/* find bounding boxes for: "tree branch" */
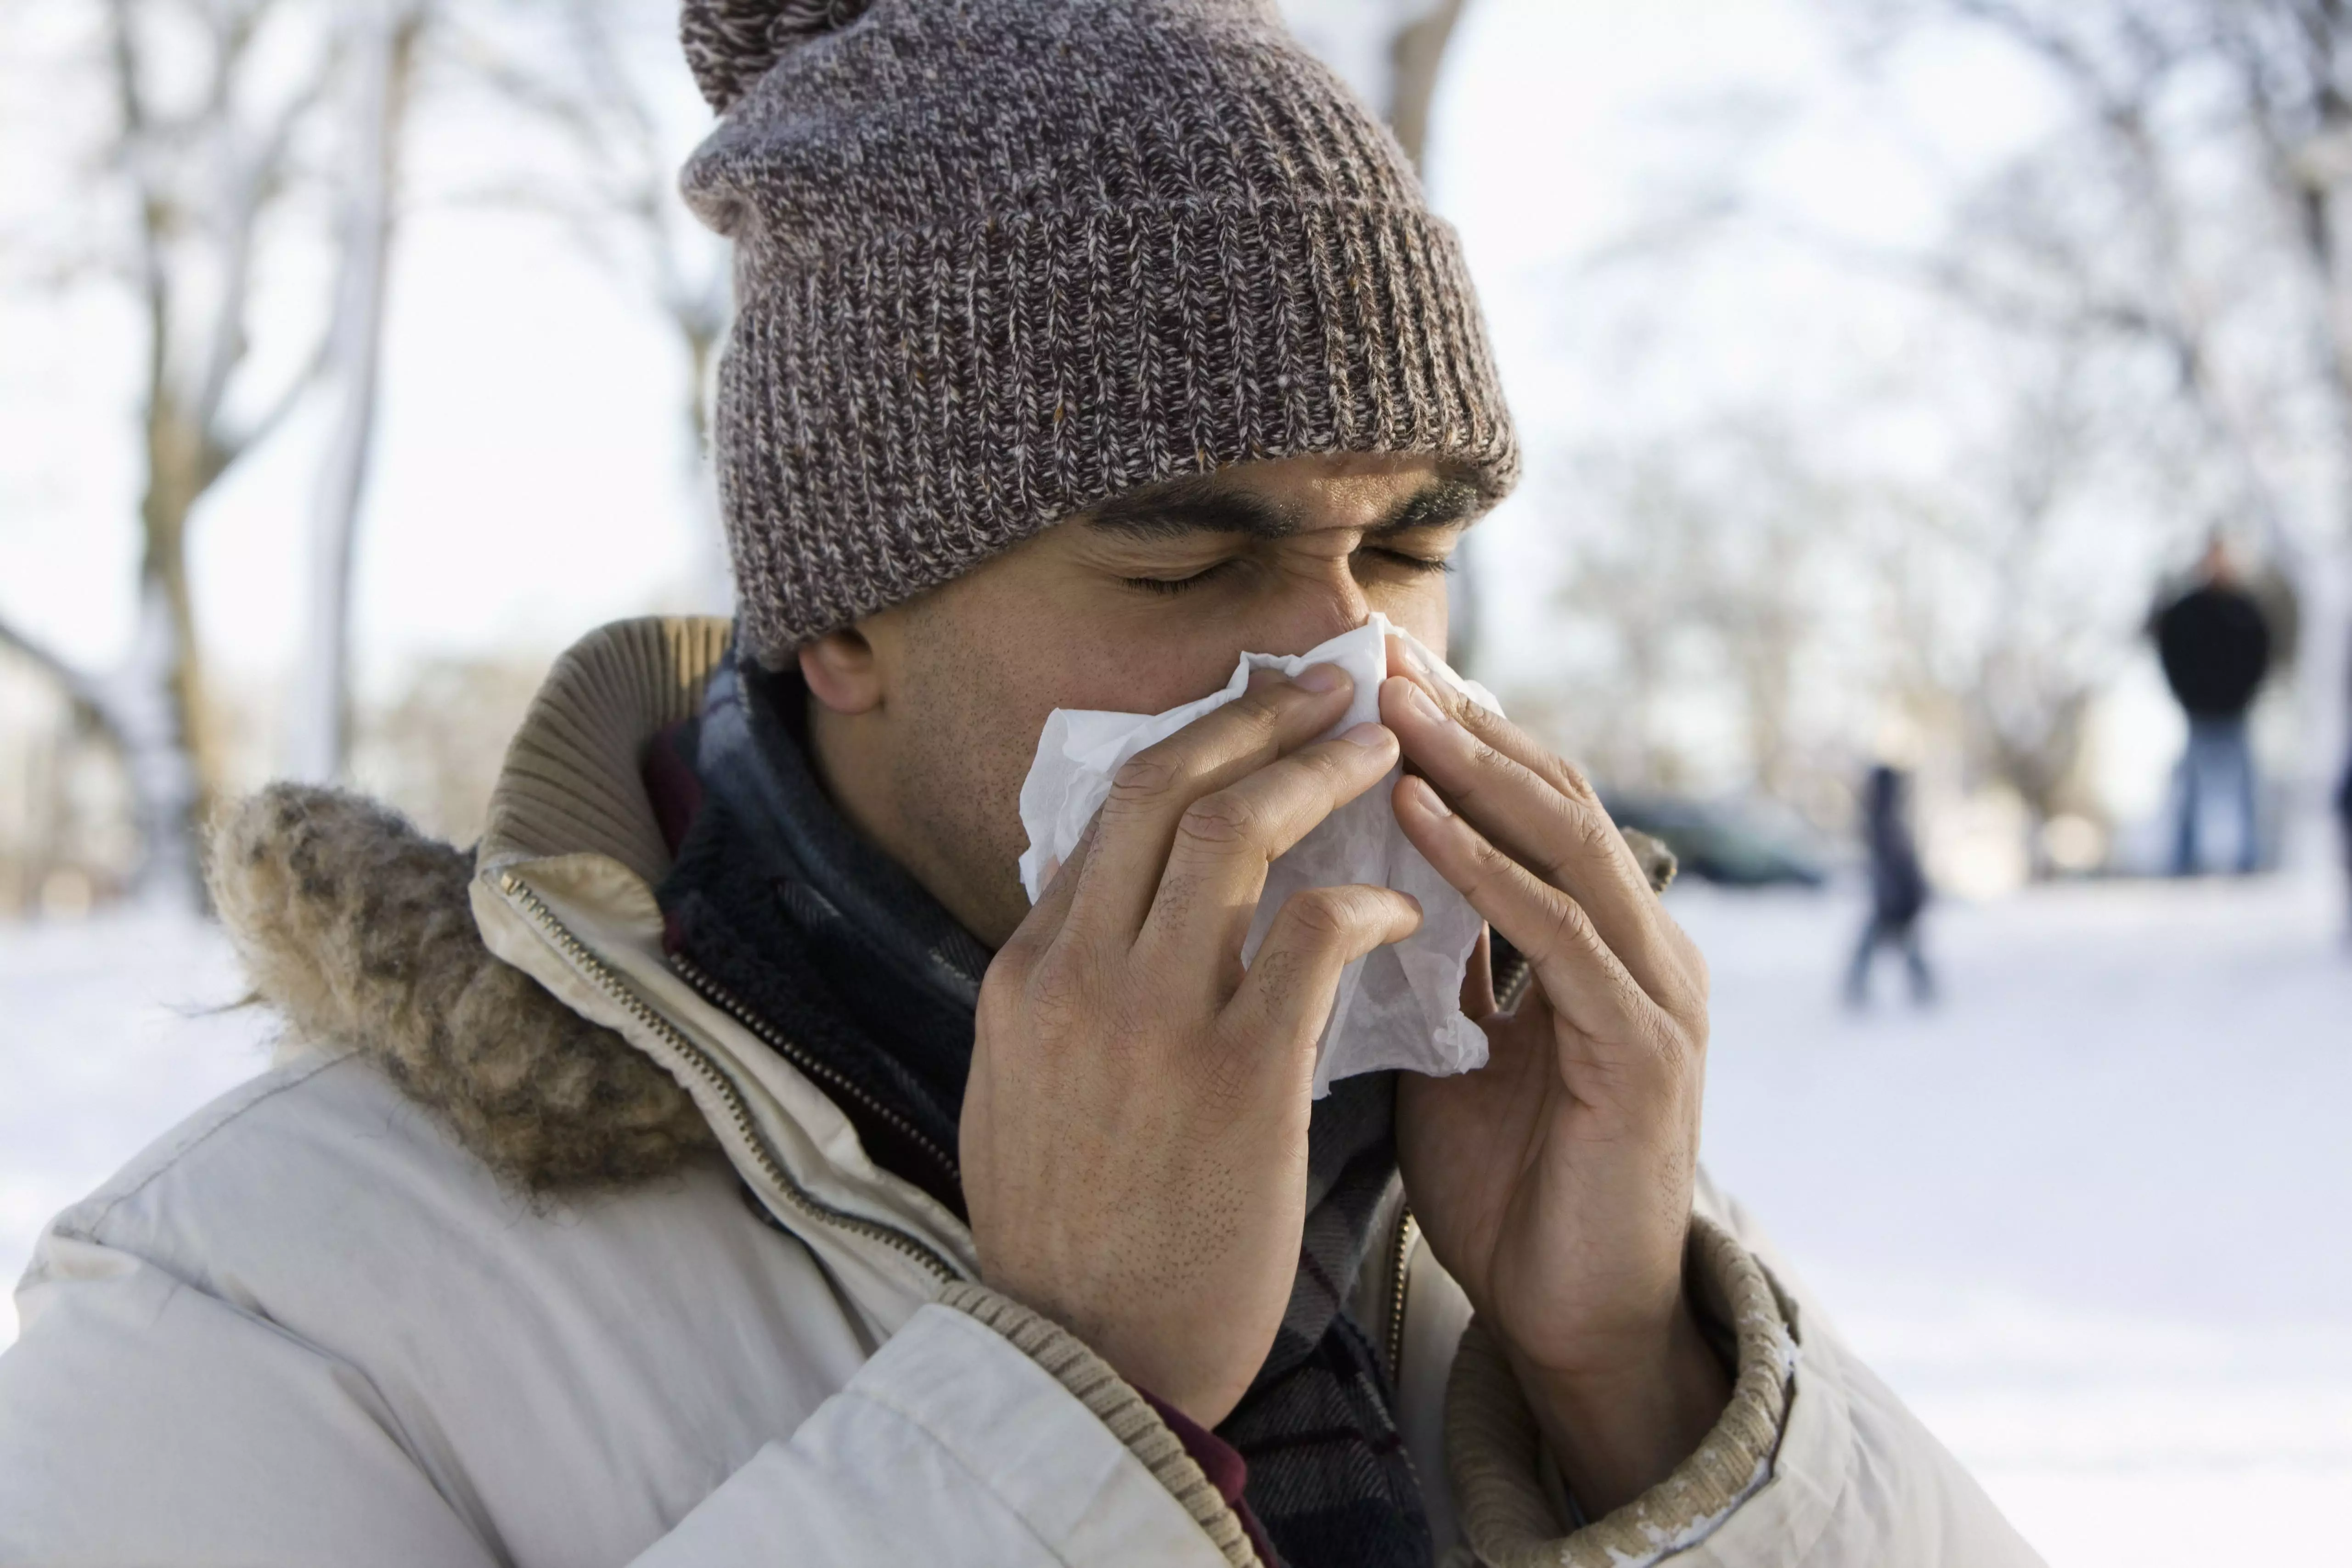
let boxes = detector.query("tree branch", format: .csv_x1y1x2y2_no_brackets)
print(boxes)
0,611,123,743
193,59,339,443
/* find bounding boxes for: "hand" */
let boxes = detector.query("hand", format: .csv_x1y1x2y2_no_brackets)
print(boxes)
962,667,1420,1427
1380,644,1728,1517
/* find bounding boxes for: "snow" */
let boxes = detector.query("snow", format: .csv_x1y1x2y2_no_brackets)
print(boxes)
1682,872,2352,1564
0,910,274,1334
4,871,2349,1563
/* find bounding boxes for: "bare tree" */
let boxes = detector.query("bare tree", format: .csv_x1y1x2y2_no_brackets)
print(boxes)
1844,0,2352,843
457,0,734,612
1869,354,2134,852
286,0,430,784
1536,419,1856,804
0,0,343,906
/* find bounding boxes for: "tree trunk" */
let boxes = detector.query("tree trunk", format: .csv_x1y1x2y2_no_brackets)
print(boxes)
122,364,213,909
288,0,423,784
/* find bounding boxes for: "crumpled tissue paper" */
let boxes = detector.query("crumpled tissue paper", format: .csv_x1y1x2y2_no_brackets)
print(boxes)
1016,613,1502,1096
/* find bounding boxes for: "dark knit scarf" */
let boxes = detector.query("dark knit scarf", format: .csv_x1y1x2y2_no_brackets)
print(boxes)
651,650,1433,1568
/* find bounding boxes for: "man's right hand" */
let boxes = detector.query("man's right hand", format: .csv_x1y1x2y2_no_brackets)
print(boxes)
961,665,1419,1427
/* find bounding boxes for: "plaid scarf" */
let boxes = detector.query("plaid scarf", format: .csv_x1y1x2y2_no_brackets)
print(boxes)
652,650,1433,1568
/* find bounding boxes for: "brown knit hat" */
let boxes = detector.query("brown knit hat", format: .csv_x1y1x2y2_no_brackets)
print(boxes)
679,0,1519,663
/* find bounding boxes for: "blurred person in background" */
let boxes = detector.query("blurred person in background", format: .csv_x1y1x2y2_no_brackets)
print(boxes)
2153,537,2274,876
2338,652,2352,936
1845,764,1935,1009
0,3,2039,1566
2338,752,2352,938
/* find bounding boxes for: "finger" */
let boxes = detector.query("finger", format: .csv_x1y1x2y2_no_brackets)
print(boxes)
1381,676,1678,1002
1227,884,1423,1064
1387,637,1664,903
1067,665,1356,941
1391,774,1660,1044
1000,817,1101,965
1141,722,1401,987
1385,635,1608,809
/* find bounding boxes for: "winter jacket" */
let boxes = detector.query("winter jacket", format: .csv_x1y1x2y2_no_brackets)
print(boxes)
0,618,2042,1567
1862,770,1929,927
2155,584,2273,718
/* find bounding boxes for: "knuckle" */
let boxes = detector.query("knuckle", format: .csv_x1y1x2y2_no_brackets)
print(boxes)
1022,947,1092,1029
1108,749,1185,805
1231,686,1292,727
1178,790,1261,849
1573,805,1622,862
1543,895,1593,957
1283,886,1354,940
1468,832,1517,881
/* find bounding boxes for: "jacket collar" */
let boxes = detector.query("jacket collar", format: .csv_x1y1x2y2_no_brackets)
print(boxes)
469,617,978,1324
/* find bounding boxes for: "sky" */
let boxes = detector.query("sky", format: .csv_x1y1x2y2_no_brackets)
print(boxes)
0,0,2192,821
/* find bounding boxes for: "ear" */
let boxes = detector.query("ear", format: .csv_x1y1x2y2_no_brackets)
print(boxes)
799,628,883,715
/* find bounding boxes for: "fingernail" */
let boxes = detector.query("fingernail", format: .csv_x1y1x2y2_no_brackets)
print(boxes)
1341,722,1391,748
1411,777,1452,817
1295,663,1349,695
1404,682,1447,725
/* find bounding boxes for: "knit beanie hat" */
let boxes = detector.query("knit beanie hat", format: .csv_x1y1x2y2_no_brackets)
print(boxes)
679,0,1519,663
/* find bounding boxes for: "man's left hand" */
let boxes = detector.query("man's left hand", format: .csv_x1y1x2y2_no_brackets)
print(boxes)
1380,642,1730,1520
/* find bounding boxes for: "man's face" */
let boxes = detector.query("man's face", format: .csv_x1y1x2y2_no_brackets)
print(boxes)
802,452,1481,946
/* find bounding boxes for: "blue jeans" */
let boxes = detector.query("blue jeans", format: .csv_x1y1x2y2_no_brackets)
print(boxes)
2172,715,2259,875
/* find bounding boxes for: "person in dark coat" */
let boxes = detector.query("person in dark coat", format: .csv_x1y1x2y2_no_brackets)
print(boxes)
2154,540,2273,875
2337,755,2352,938
1846,764,1934,1007
2337,698,2352,938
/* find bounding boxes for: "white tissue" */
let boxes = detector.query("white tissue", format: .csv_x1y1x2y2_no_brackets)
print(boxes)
1016,613,1502,1096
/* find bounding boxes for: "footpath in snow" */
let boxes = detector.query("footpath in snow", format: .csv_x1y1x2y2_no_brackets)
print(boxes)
3,871,2347,1565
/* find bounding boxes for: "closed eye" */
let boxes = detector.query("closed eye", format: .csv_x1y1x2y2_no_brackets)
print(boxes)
1120,558,1246,596
1359,547,1454,576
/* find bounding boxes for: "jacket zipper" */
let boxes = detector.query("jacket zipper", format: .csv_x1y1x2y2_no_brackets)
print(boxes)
666,947,962,1191
1384,1206,1419,1385
495,871,962,1287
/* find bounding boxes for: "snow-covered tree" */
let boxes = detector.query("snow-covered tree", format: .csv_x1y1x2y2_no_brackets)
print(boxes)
0,0,349,906
285,0,430,785
1842,0,2352,846
456,0,734,614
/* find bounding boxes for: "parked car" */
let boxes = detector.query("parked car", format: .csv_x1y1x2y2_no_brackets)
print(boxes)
1603,792,1830,888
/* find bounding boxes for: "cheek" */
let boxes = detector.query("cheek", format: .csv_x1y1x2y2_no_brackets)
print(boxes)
969,581,1250,717
1368,576,1451,659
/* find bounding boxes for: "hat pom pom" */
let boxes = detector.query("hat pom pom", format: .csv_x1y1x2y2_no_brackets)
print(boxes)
681,0,874,113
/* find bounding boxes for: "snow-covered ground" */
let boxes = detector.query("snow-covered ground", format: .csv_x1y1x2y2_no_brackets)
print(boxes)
1683,872,2352,1565
4,873,2347,1563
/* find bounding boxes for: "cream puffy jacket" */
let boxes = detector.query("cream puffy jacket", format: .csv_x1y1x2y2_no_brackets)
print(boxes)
0,620,2040,1568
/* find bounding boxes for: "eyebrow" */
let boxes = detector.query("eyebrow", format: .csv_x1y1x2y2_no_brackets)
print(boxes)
1085,474,1484,541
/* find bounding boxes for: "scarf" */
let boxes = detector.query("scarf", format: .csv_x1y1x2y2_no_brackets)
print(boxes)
652,650,1433,1568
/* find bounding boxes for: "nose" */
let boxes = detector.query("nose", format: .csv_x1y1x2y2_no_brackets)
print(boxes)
1249,556,1374,659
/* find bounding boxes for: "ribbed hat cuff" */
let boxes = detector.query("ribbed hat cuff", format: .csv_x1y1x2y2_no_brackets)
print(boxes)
718,196,1519,663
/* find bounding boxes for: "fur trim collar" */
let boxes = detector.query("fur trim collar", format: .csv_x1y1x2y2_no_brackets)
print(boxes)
208,783,716,1192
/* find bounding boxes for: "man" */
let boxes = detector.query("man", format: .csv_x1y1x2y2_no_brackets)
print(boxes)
0,2,2038,1563
2154,538,2274,875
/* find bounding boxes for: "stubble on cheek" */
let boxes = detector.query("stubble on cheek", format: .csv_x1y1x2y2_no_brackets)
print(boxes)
891,623,1050,945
